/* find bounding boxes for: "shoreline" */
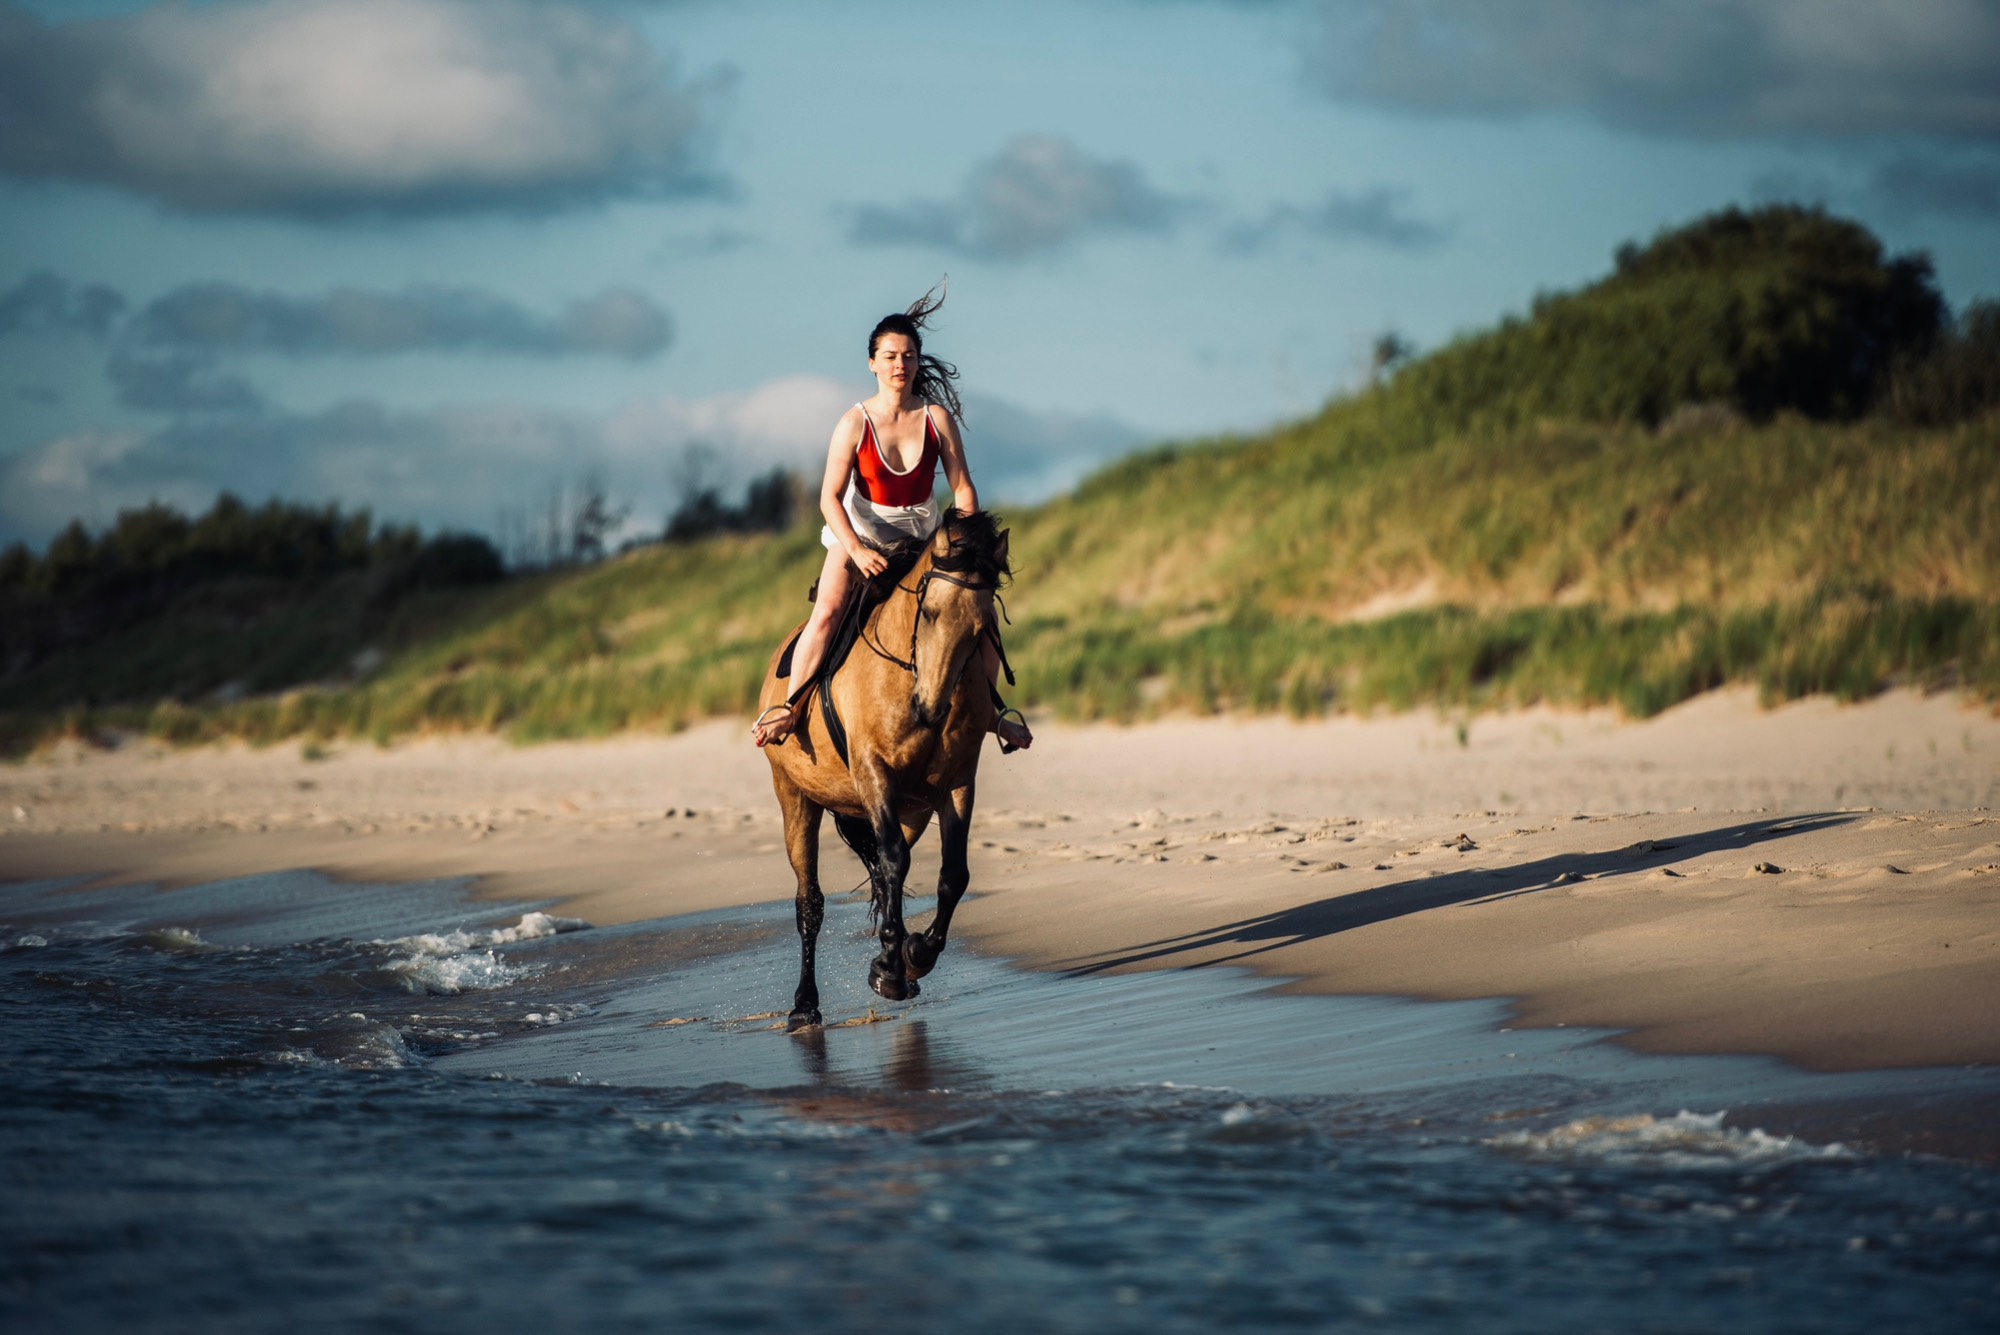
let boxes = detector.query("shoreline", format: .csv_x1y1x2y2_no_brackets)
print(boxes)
4,687,1997,1075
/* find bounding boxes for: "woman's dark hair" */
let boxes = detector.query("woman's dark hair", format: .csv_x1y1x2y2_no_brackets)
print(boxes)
869,279,963,420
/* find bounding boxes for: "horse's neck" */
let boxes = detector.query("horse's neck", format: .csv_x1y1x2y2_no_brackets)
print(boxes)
870,553,932,642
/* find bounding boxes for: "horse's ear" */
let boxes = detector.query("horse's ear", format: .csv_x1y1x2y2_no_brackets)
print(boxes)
994,528,1010,567
931,525,952,558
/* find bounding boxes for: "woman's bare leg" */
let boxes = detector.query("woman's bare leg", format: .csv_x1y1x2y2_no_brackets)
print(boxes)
753,547,858,747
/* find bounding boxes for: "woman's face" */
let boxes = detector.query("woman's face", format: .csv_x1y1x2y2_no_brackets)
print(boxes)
870,332,918,395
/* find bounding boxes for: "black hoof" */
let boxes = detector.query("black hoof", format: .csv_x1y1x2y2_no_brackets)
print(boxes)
787,1009,822,1032
868,964,919,1002
903,934,940,979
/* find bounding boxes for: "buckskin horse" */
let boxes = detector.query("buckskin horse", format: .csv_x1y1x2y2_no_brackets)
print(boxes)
758,509,1013,1030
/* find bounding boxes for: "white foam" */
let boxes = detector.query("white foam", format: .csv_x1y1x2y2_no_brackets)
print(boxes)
14,934,48,948
519,1003,591,1026
378,911,588,957
373,912,585,995
489,911,589,943
1489,1111,1850,1169
388,948,527,995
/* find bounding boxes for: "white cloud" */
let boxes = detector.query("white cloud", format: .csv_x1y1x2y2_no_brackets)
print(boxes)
603,374,855,471
1307,0,2000,142
0,0,726,215
21,428,148,497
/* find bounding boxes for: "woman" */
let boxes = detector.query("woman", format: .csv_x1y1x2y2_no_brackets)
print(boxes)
751,286,1033,752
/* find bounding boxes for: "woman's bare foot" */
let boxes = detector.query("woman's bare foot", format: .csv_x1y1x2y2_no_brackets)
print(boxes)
752,702,799,748
995,713,1033,753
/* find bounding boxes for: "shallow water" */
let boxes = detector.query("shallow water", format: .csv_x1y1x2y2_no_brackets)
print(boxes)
3,871,1997,1333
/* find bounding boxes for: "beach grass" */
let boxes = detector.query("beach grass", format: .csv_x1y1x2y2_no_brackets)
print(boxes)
4,407,1994,757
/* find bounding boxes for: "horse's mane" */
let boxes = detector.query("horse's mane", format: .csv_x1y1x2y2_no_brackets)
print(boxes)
866,507,1010,592
931,507,1011,585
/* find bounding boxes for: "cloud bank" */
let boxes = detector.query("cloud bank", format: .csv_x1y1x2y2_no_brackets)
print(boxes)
104,351,264,414
0,0,726,215
850,135,1181,260
0,376,1147,548
1224,186,1453,253
131,282,674,359
1307,0,2000,142
0,271,127,338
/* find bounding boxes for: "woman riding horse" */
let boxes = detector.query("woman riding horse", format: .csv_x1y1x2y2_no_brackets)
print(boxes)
752,286,1029,1027
750,284,1031,754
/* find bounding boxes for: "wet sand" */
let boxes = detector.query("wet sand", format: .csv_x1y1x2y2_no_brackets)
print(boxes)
3,687,1997,1073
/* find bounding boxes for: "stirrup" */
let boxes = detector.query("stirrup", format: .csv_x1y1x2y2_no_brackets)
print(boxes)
995,706,1030,755
751,703,795,746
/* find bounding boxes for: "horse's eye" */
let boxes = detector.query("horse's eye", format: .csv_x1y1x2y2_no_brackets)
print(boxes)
922,606,939,623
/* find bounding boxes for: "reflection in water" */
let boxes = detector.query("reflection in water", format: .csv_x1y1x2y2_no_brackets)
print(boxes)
885,1019,937,1091
790,1024,830,1084
783,1014,986,1096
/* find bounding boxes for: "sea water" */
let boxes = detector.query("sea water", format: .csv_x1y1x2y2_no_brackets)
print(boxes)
2,871,1996,1333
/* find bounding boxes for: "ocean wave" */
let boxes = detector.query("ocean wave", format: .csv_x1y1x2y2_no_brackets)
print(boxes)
133,925,224,955
1488,1111,1850,1169
377,911,589,958
373,912,587,995
387,948,528,995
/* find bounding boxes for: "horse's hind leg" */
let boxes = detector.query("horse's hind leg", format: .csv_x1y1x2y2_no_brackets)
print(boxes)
776,780,826,1031
904,782,973,981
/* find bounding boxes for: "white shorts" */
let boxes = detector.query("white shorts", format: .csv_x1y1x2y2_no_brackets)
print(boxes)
821,489,939,555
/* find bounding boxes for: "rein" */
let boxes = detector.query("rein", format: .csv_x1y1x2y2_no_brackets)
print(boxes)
861,566,1008,677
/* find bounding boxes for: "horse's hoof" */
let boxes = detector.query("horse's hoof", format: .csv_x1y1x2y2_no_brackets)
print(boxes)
787,1008,822,1032
868,965,918,1002
903,935,940,979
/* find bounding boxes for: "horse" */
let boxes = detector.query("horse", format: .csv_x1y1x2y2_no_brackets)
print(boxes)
758,508,1011,1031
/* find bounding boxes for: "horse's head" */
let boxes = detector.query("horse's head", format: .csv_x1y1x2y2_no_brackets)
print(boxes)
908,509,1010,730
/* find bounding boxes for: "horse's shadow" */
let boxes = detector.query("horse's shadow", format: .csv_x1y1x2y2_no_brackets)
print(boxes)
1064,813,1855,977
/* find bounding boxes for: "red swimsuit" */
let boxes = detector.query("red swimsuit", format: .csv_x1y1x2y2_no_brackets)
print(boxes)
855,405,940,507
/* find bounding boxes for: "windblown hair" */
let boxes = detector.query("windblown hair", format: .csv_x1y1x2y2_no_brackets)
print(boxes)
868,278,963,421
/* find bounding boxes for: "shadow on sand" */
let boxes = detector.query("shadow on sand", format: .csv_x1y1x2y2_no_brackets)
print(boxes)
1064,813,1856,977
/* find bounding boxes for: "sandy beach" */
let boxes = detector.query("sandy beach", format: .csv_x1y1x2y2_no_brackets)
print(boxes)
4,686,1997,1074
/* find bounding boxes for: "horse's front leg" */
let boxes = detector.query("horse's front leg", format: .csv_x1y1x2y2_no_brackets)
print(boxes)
860,788,917,1003
776,782,826,1031
904,782,972,980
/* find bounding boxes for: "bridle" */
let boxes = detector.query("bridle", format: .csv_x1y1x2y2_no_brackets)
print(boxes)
862,566,1010,688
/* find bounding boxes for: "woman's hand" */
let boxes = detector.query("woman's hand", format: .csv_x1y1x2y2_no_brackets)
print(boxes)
849,545,889,579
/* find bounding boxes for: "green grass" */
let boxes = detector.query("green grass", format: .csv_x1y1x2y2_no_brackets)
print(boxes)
3,408,1995,757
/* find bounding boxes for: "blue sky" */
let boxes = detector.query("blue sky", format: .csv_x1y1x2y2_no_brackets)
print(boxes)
2,0,1997,550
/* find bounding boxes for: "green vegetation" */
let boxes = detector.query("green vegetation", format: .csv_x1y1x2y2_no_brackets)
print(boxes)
4,205,1996,755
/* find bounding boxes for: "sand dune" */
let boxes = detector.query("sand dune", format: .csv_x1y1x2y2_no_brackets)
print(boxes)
3,687,1995,1072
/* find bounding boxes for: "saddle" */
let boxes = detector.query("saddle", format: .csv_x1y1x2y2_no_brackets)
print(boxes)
775,544,925,767
774,541,1018,767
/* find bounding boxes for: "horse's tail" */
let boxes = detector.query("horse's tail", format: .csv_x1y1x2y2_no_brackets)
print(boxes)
833,813,886,923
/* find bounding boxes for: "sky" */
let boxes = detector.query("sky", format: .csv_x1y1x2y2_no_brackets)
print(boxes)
2,0,1997,552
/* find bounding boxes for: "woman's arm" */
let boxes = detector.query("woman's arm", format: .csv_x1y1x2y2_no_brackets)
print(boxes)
820,409,888,578
933,408,979,514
